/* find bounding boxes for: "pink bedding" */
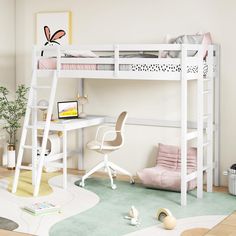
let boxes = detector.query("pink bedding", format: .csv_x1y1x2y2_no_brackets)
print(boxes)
38,58,97,70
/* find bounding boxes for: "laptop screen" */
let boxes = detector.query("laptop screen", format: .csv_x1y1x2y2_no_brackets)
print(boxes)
57,101,79,119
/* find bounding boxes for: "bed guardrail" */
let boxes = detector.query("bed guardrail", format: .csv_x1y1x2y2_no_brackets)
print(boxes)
33,44,218,80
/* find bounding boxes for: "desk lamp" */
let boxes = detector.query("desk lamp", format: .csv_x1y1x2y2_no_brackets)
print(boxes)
37,99,49,121
77,94,88,118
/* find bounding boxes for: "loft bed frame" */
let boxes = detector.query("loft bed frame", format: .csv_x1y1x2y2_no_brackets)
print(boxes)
13,44,220,206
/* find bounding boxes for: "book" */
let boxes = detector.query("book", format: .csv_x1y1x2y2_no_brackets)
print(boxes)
23,202,60,216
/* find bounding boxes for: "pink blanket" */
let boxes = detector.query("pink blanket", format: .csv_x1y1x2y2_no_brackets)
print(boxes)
38,58,97,70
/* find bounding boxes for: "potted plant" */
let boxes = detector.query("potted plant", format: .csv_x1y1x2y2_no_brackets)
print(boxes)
0,85,29,169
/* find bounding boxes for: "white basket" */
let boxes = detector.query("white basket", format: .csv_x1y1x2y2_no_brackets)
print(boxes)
227,169,236,195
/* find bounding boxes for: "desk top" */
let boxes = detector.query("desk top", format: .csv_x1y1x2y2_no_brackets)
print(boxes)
37,115,105,131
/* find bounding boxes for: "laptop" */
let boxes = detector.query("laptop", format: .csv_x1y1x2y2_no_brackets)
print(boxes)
57,101,79,120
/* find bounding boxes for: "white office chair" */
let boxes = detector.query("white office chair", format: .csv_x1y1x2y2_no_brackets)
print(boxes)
79,111,134,189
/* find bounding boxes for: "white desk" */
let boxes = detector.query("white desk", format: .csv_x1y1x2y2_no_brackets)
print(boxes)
35,115,105,189
37,115,105,131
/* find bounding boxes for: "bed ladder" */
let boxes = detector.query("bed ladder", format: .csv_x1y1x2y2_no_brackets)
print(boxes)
204,46,214,193
12,70,58,197
180,45,214,206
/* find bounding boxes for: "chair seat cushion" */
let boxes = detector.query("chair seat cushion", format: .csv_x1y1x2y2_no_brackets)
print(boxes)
137,166,196,192
87,140,119,151
87,140,101,150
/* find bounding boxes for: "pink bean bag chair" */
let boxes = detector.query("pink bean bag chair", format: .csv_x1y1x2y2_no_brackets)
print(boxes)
137,143,197,191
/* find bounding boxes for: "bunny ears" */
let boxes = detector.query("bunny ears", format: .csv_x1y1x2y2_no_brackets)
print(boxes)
44,26,66,44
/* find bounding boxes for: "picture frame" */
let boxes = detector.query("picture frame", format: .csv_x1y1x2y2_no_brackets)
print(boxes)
36,11,72,47
57,101,79,119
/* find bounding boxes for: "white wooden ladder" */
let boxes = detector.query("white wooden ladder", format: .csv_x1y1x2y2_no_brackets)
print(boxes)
12,70,58,197
180,45,214,206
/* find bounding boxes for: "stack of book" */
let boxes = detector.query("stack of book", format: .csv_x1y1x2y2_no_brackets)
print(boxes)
23,202,60,216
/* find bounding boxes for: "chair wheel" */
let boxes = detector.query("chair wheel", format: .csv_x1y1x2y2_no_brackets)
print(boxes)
79,181,85,188
130,179,135,184
111,184,117,190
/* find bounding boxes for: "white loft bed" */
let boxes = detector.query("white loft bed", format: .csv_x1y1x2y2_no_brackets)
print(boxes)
13,43,220,206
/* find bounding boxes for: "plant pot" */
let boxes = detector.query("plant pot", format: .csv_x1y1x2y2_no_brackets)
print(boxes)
7,144,15,170
0,135,7,166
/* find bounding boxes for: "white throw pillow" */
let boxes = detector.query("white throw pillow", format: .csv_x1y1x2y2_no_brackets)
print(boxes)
167,34,204,58
64,49,98,58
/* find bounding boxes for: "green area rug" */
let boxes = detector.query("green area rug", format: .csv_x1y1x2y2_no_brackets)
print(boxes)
49,178,236,236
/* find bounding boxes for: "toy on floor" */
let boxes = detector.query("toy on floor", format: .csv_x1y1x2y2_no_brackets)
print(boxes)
124,206,140,226
157,208,176,230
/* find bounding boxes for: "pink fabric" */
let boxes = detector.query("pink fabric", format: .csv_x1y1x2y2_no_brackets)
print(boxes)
202,32,213,59
157,143,197,170
137,143,197,191
137,166,196,192
38,58,97,70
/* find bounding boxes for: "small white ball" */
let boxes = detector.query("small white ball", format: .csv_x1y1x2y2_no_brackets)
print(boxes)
163,215,176,230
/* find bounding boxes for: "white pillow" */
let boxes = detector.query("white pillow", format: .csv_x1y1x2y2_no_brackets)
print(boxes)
64,49,98,58
168,34,203,58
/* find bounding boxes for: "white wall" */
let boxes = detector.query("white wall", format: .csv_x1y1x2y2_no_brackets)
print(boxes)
0,0,15,94
15,0,236,186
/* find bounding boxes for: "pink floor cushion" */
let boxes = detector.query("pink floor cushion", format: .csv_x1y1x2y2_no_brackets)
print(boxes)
137,143,197,191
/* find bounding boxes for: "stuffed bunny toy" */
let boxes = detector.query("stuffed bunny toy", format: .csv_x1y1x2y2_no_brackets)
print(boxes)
41,26,66,57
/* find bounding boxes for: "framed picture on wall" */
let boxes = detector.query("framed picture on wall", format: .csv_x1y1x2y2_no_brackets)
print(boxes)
36,11,72,47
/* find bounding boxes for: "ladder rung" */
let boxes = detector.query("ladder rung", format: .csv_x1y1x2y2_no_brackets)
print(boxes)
19,165,33,170
26,125,45,130
32,85,51,89
203,90,212,95
186,131,198,141
203,141,209,147
29,105,48,109
203,114,209,120
186,171,197,182
203,165,209,171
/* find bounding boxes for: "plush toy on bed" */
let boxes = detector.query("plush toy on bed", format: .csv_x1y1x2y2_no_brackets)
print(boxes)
137,143,197,191
41,26,66,57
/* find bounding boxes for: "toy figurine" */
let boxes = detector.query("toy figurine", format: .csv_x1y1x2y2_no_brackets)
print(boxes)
124,206,140,226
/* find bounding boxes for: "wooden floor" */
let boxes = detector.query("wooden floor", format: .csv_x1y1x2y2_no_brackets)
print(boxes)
0,166,228,193
182,211,236,236
205,211,236,236
0,229,34,236
0,167,15,178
